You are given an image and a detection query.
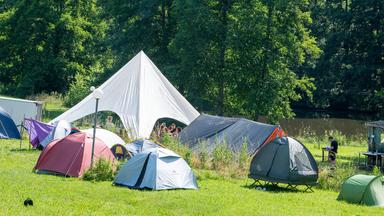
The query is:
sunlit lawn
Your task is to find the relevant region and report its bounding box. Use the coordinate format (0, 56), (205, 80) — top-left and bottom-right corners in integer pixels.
(0, 138), (382, 216)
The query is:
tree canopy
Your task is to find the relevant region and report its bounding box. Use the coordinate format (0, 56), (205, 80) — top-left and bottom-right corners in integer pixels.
(0, 0), (383, 121)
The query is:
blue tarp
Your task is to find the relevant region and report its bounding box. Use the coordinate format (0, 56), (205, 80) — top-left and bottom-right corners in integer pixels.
(0, 106), (20, 139)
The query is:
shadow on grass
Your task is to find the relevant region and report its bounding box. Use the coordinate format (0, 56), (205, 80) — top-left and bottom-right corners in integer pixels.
(10, 148), (39, 153)
(34, 170), (79, 181)
(242, 181), (310, 193)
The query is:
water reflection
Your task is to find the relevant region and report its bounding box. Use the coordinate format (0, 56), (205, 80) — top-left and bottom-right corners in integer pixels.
(278, 109), (378, 137)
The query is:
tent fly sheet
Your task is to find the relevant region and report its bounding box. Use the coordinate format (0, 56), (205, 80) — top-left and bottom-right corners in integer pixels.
(249, 137), (318, 188)
(338, 174), (384, 206)
(82, 128), (125, 148)
(0, 106), (21, 139)
(50, 51), (199, 139)
(114, 147), (198, 190)
(24, 118), (54, 148)
(179, 114), (284, 154)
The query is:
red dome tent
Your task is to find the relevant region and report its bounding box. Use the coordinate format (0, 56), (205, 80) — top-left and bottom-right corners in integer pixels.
(34, 132), (115, 177)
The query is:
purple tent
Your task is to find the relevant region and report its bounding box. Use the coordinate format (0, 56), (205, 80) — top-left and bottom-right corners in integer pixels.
(24, 118), (54, 148)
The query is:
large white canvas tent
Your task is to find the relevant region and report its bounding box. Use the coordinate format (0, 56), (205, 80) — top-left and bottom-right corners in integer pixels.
(0, 96), (43, 129)
(50, 51), (199, 138)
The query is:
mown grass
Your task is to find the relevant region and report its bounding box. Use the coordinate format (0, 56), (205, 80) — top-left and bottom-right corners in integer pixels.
(1, 139), (383, 215)
(2, 94), (382, 214)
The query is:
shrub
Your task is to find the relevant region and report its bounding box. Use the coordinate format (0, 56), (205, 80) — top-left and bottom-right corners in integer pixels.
(317, 164), (357, 191)
(212, 140), (233, 170)
(372, 166), (381, 176)
(83, 158), (115, 182)
(161, 133), (192, 164)
(198, 142), (209, 169)
(63, 73), (91, 107)
(238, 139), (248, 169)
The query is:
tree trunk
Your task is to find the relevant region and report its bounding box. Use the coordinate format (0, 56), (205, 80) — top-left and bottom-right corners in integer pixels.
(262, 3), (274, 79)
(217, 0), (231, 116)
(161, 0), (168, 55)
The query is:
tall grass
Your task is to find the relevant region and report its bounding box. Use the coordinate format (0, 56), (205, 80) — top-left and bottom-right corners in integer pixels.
(161, 135), (251, 178)
(297, 128), (366, 148)
(83, 158), (116, 182)
(317, 164), (358, 191)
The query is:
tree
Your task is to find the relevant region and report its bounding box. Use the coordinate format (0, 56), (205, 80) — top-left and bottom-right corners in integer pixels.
(172, 0), (319, 122)
(0, 0), (110, 97)
(308, 0), (384, 113)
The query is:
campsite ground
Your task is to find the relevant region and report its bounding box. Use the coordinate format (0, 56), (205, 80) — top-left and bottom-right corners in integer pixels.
(1, 97), (382, 215)
(1, 139), (383, 216)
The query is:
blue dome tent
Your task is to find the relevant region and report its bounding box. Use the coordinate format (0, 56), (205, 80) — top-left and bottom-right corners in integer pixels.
(114, 148), (198, 190)
(0, 106), (21, 139)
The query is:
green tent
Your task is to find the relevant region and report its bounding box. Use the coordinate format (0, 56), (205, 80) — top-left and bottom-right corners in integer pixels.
(338, 174), (384, 206)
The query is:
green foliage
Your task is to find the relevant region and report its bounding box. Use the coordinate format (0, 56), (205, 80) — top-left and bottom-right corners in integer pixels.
(238, 139), (248, 169)
(170, 0), (319, 121)
(63, 73), (92, 107)
(161, 133), (192, 164)
(2, 0), (384, 120)
(372, 166), (381, 176)
(212, 140), (233, 170)
(317, 166), (356, 191)
(305, 0), (384, 113)
(83, 158), (115, 182)
(198, 142), (209, 169)
(0, 0), (112, 98)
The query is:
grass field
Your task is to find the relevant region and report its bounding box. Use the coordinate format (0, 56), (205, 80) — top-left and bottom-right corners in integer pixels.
(1, 96), (382, 215)
(1, 138), (383, 216)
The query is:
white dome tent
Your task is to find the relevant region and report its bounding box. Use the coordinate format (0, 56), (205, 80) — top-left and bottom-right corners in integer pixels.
(50, 51), (199, 139)
(82, 128), (125, 148)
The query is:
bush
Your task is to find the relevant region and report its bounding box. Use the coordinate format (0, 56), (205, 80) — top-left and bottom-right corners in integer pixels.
(238, 139), (248, 169)
(63, 73), (92, 107)
(317, 164), (357, 191)
(198, 142), (209, 169)
(161, 133), (193, 165)
(212, 140), (233, 170)
(372, 166), (381, 176)
(83, 158), (115, 182)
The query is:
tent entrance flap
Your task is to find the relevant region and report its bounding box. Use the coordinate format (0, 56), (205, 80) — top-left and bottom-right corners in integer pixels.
(134, 153), (152, 188)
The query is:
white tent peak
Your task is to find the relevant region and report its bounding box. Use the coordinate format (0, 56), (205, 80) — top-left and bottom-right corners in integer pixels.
(50, 51), (199, 138)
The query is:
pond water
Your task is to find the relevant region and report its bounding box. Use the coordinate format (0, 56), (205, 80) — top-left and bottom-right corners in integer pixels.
(278, 109), (379, 138)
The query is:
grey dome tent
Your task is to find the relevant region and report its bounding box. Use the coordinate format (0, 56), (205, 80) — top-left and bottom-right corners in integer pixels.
(338, 174), (384, 206)
(0, 106), (20, 139)
(114, 148), (198, 190)
(179, 114), (284, 154)
(249, 137), (318, 191)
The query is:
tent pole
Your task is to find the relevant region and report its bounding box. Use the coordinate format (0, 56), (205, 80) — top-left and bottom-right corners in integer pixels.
(91, 98), (99, 167)
(19, 122), (23, 149)
(20, 117), (24, 149)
